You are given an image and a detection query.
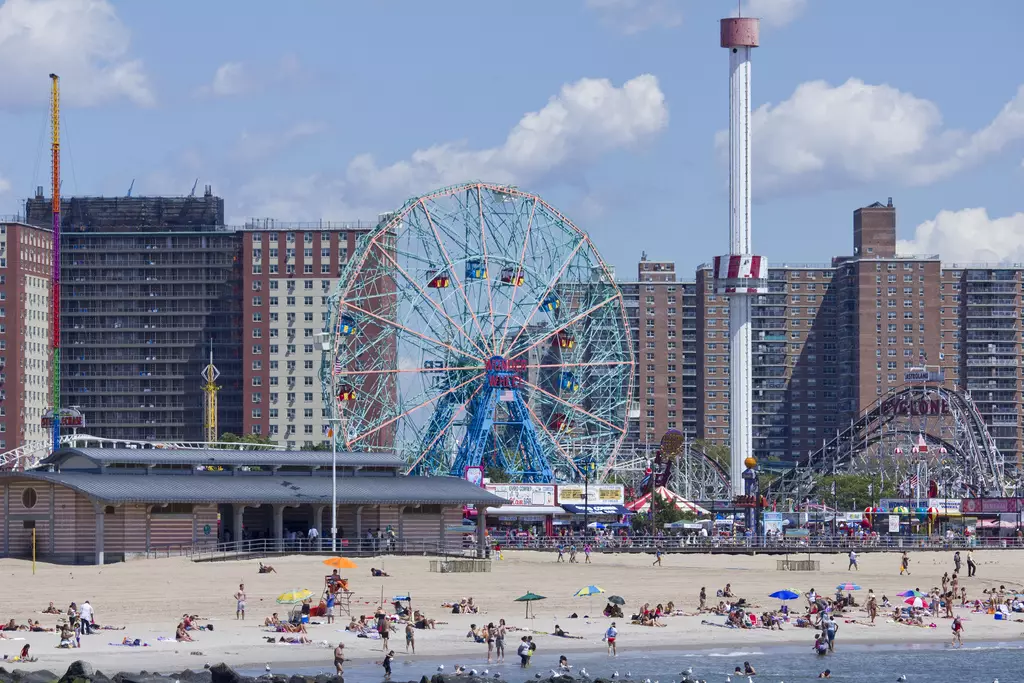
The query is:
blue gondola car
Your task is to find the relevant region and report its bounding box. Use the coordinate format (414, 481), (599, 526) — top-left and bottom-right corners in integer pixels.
(539, 295), (560, 313)
(338, 314), (358, 336)
(465, 259), (487, 280)
(559, 372), (580, 392)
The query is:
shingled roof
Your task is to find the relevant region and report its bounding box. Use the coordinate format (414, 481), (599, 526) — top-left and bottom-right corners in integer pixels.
(4, 470), (505, 506)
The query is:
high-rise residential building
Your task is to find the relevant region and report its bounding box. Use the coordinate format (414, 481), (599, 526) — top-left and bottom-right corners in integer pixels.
(238, 223), (369, 447)
(696, 263), (838, 462)
(24, 190), (243, 442)
(620, 256), (698, 449)
(0, 220), (54, 449)
(954, 267), (1023, 462)
(832, 199), (943, 418)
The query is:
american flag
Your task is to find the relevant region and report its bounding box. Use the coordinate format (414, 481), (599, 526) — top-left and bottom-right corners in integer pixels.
(899, 474), (920, 495)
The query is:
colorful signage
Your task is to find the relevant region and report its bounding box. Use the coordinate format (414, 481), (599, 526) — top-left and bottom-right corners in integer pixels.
(485, 483), (555, 507)
(556, 484), (624, 505)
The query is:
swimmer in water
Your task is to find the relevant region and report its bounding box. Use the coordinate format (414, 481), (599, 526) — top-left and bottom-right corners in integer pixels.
(818, 670), (831, 679)
(743, 661), (757, 675)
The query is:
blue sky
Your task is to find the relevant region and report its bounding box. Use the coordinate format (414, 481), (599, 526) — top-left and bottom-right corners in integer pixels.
(0, 0), (1022, 275)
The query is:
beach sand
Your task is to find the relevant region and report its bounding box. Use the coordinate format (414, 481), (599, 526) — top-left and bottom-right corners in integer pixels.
(0, 549), (1021, 673)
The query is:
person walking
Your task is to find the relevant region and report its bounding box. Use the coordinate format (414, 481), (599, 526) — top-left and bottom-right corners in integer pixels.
(848, 549), (858, 571)
(899, 551), (911, 575)
(79, 601), (94, 635)
(584, 542), (592, 564)
(605, 621), (618, 656)
(334, 642), (345, 675)
(953, 550), (961, 574)
(951, 616), (964, 647)
(377, 650), (394, 681)
(234, 584), (247, 620)
(653, 547), (663, 566)
(404, 622), (415, 654)
(823, 614), (839, 652)
(967, 549), (977, 577)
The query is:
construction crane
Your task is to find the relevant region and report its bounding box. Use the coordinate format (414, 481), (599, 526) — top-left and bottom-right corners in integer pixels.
(49, 73), (62, 454)
(201, 338), (221, 442)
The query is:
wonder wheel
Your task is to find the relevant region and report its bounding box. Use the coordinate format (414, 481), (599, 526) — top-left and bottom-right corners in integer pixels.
(321, 182), (634, 482)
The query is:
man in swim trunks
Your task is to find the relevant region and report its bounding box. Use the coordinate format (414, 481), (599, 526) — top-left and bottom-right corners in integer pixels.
(334, 642), (345, 673)
(234, 584), (246, 621)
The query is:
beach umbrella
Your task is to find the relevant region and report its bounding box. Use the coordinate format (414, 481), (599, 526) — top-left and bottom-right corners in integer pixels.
(323, 557), (358, 569)
(898, 589), (926, 598)
(573, 585), (606, 597)
(276, 588), (313, 604)
(836, 583), (861, 591)
(904, 596), (929, 609)
(515, 592), (547, 619)
(608, 595), (626, 605)
(769, 590), (800, 601)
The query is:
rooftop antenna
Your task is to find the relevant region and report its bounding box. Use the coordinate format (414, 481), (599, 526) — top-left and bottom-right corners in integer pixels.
(189, 178), (199, 198)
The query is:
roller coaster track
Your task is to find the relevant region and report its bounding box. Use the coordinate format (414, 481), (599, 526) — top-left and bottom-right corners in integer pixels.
(768, 386), (1005, 497)
(605, 443), (731, 501)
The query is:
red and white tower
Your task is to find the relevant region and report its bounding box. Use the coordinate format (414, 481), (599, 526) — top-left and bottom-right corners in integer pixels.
(715, 16), (767, 495)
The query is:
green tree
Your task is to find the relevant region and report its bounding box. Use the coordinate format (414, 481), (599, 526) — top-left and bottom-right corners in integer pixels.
(485, 466), (511, 483)
(814, 473), (898, 510)
(692, 440), (730, 470)
(308, 441), (332, 451)
(217, 432), (278, 448)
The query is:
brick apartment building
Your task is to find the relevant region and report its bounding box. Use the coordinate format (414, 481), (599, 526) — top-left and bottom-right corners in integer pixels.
(0, 220), (54, 449)
(238, 223), (370, 447)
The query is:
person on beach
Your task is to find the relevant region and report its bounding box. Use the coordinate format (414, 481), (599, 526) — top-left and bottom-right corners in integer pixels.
(967, 549), (976, 577)
(234, 584), (247, 620)
(699, 587), (707, 611)
(569, 544), (578, 563)
(584, 543), (592, 564)
(517, 636), (530, 667)
(605, 622), (618, 656)
(325, 591), (335, 625)
(951, 616), (964, 647)
(334, 642), (345, 674)
(653, 547), (662, 566)
(848, 549), (858, 571)
(495, 618), (506, 663)
(556, 543), (565, 562)
(953, 550), (961, 574)
(378, 611), (390, 650)
(867, 594), (878, 624)
(527, 634), (536, 662)
(484, 622), (495, 663)
(900, 552), (911, 575)
(401, 621), (413, 654)
(378, 650), (394, 680)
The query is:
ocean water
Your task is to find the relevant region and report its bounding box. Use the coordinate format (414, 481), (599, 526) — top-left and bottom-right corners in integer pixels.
(247, 641), (1024, 682)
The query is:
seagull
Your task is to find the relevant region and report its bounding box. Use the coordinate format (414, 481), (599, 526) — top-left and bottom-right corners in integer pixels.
(580, 668), (590, 678)
(437, 665), (445, 671)
(482, 670), (489, 675)
(612, 673), (619, 679)
(470, 670), (478, 676)
(264, 665), (271, 672)
(897, 677), (906, 682)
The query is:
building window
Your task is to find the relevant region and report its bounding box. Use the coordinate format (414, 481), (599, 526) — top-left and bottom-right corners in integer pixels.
(21, 488), (37, 509)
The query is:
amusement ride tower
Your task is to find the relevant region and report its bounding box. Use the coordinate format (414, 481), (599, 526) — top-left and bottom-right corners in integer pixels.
(714, 17), (767, 495)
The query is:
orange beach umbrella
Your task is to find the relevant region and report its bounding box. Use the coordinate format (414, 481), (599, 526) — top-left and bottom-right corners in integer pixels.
(323, 557), (359, 569)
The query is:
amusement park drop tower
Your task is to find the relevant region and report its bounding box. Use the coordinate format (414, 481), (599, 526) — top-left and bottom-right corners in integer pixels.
(715, 17), (768, 495)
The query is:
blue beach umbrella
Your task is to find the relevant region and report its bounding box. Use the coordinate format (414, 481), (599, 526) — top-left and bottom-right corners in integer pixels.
(769, 590), (800, 601)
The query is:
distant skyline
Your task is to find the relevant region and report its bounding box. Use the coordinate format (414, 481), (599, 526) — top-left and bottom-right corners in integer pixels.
(0, 0), (1022, 274)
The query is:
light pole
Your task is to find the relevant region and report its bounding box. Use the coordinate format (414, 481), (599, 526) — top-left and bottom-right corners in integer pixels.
(317, 332), (338, 553)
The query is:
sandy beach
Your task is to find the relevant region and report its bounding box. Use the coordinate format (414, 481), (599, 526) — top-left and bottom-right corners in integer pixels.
(1, 549), (1022, 674)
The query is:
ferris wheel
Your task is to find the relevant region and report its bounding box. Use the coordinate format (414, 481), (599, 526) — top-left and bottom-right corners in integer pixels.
(321, 182), (634, 482)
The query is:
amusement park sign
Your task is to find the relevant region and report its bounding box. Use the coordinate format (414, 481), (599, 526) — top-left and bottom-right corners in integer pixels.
(485, 483), (555, 507)
(556, 484), (625, 506)
(904, 370), (945, 383)
(880, 395), (949, 417)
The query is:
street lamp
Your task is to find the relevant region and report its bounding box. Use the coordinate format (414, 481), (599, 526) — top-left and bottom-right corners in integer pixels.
(582, 452), (596, 536)
(316, 331), (338, 553)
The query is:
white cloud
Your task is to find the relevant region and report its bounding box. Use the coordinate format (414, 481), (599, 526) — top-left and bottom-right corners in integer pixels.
(717, 79), (1024, 197)
(0, 0), (153, 108)
(586, 0), (683, 34)
(232, 121), (326, 163)
(898, 208), (1024, 264)
(0, 175), (10, 194)
(346, 74), (667, 203)
(740, 0), (807, 27)
(196, 54), (302, 98)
